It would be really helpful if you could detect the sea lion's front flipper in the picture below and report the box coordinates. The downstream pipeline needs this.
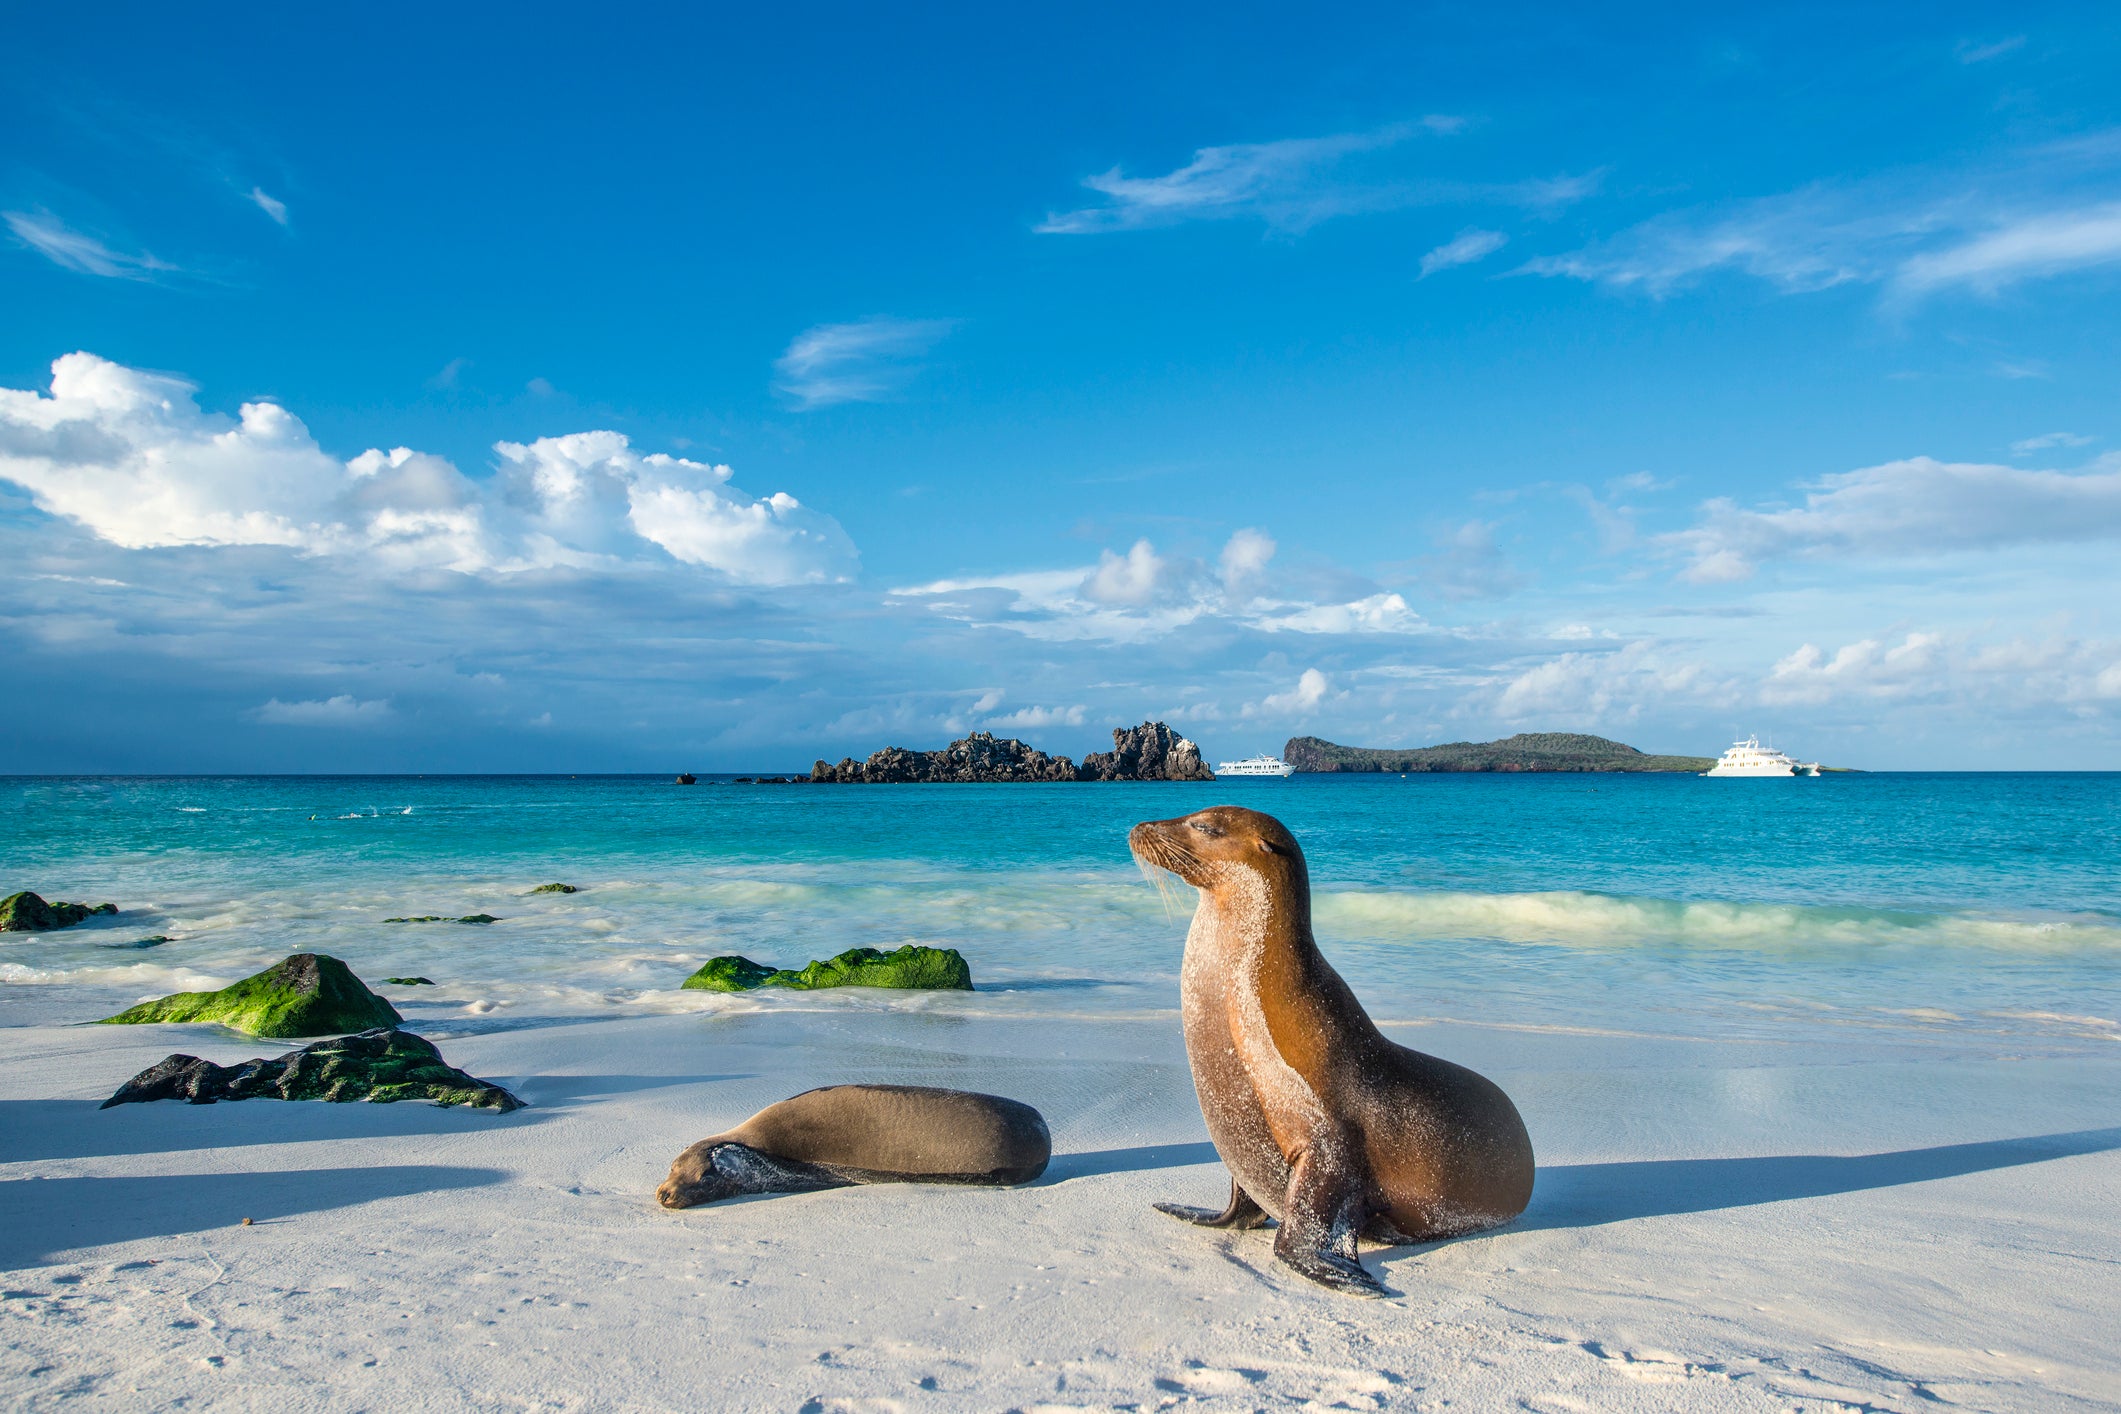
[1154,1176,1269,1229]
[1273,1144,1387,1297]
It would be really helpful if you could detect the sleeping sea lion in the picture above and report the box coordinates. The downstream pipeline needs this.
[657,1083,1050,1208]
[1130,805,1534,1296]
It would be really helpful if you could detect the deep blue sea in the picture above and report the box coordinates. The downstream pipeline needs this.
[3,773,2117,1059]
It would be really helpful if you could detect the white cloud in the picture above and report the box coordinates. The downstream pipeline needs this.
[1255,592,1423,635]
[4,210,176,281]
[1419,228,1507,277]
[1081,539,1169,606]
[1895,202,2121,296]
[1219,528,1276,593]
[1521,137,2121,303]
[1251,668,1332,717]
[774,317,955,409]
[1492,642,1710,723]
[1036,122,1586,237]
[248,187,289,226]
[2012,431,2093,453]
[253,695,394,727]
[1764,633,1944,706]
[1957,35,2025,63]
[0,352,857,586]
[1664,455,2121,582]
[986,704,1087,729]
[892,532,1424,644]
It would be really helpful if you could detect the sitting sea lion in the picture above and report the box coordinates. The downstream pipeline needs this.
[1130,805,1534,1296]
[657,1084,1050,1208]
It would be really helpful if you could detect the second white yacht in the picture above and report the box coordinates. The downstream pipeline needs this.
[1215,753,1295,777]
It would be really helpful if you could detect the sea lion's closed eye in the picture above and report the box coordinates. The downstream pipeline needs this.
[1189,820,1226,838]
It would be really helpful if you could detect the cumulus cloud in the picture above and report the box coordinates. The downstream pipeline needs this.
[1038,122,1589,236]
[1764,633,1944,706]
[1219,528,1276,594]
[1664,455,2121,582]
[892,530,1422,643]
[1419,228,1507,277]
[253,695,393,727]
[774,317,955,409]
[0,353,856,586]
[1250,668,1332,717]
[986,704,1087,729]
[4,210,176,281]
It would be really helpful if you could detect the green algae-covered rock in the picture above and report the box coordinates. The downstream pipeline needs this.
[383,914,499,924]
[0,891,117,932]
[528,883,578,894]
[100,1027,521,1112]
[682,944,973,993]
[99,953,403,1038]
[383,976,435,986]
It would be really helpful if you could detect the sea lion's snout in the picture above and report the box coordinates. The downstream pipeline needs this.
[657,1141,742,1209]
[1131,808,1299,887]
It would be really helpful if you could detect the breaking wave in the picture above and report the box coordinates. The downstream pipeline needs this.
[1314,889,2121,955]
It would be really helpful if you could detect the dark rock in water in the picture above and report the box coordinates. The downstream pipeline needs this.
[1282,731,1718,774]
[384,914,499,924]
[101,1028,521,1111]
[108,935,172,950]
[528,883,578,894]
[99,953,403,1038]
[1,891,118,932]
[809,732,1080,784]
[808,720,1211,783]
[1078,721,1213,781]
[676,773,696,785]
[383,976,435,986]
[682,944,973,992]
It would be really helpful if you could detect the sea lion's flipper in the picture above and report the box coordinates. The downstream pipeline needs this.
[1154,1176,1269,1229]
[1274,1145,1387,1297]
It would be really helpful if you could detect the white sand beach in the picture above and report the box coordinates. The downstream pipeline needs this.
[5,998,2115,1412]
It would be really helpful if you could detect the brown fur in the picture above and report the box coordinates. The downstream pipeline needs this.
[658,1084,1050,1209]
[1131,805,1534,1295]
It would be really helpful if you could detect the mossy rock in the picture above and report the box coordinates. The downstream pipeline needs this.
[384,914,499,924]
[383,976,435,986]
[1,891,117,932]
[528,883,578,894]
[100,953,403,1038]
[682,944,973,993]
[101,1027,520,1111]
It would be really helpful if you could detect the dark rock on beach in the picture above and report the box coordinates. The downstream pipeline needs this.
[101,1027,521,1112]
[808,720,1212,784]
[682,944,974,993]
[99,953,404,1038]
[0,891,118,932]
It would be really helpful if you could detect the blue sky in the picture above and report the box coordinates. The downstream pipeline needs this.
[4,3,2120,771]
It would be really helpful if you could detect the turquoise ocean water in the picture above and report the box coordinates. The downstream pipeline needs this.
[2,773,2117,1059]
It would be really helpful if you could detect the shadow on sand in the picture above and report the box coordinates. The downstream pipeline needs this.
[1521,1126,2121,1230]
[1,1164,507,1269]
[1038,1140,1220,1184]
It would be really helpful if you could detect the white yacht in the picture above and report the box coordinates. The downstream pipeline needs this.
[1702,736,1820,777]
[1216,753,1295,778]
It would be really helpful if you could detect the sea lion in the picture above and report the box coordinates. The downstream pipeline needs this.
[1130,805,1534,1296]
[657,1084,1051,1208]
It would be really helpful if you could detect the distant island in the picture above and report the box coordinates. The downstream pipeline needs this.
[1283,732,1717,774]
[811,721,1214,783]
